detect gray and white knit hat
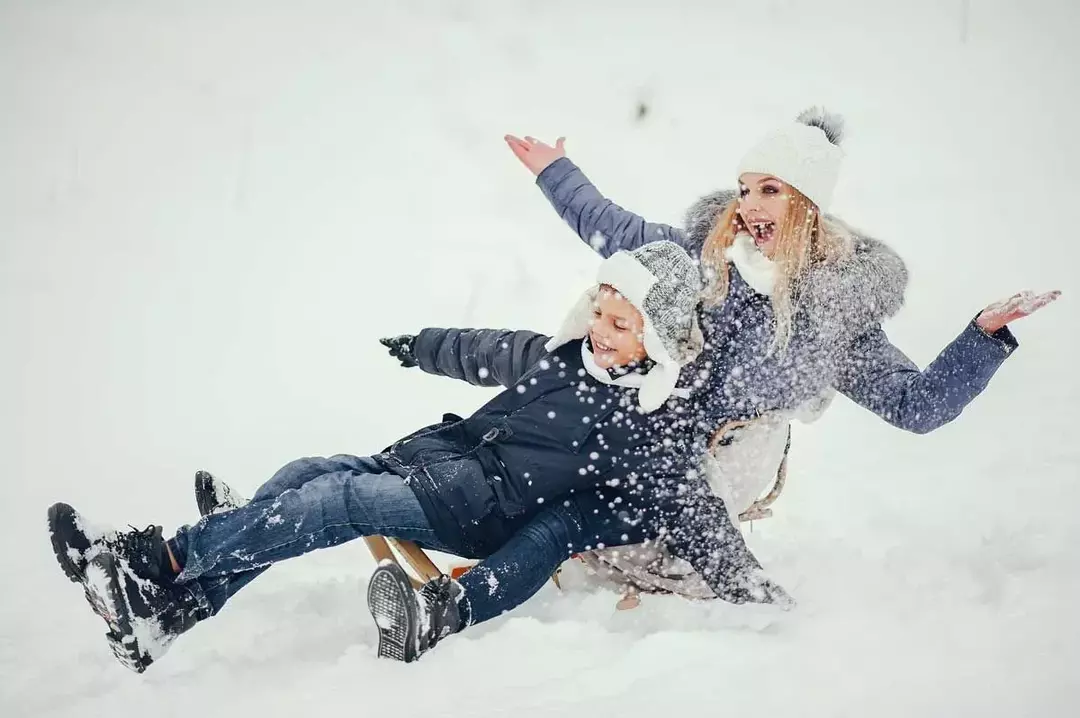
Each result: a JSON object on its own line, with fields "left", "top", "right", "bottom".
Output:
{"left": 546, "top": 241, "right": 704, "bottom": 412}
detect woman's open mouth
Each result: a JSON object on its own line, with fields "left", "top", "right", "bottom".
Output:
{"left": 749, "top": 221, "right": 775, "bottom": 247}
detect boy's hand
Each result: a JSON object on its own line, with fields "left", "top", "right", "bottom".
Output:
{"left": 379, "top": 335, "right": 418, "bottom": 368}
{"left": 504, "top": 135, "right": 566, "bottom": 176}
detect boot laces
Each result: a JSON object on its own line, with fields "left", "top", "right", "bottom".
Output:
{"left": 420, "top": 576, "right": 456, "bottom": 647}
{"left": 102, "top": 525, "right": 165, "bottom": 572}
{"left": 119, "top": 524, "right": 163, "bottom": 549}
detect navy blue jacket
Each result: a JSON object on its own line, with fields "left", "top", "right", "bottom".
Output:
{"left": 376, "top": 327, "right": 769, "bottom": 601}
{"left": 374, "top": 328, "right": 675, "bottom": 557}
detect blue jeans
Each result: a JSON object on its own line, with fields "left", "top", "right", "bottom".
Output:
{"left": 454, "top": 494, "right": 646, "bottom": 626}
{"left": 171, "top": 455, "right": 452, "bottom": 615}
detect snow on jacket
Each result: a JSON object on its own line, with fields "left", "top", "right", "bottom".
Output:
{"left": 535, "top": 156, "right": 1020, "bottom": 598}
{"left": 579, "top": 412, "right": 795, "bottom": 601}
{"left": 535, "top": 157, "right": 1019, "bottom": 435}
{"left": 374, "top": 328, "right": 689, "bottom": 557}
{"left": 384, "top": 327, "right": 778, "bottom": 603}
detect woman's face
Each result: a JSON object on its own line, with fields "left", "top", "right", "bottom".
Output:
{"left": 737, "top": 172, "right": 790, "bottom": 258}
{"left": 589, "top": 285, "right": 648, "bottom": 369}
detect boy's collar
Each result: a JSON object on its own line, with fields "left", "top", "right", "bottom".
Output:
{"left": 583, "top": 336, "right": 654, "bottom": 381}
{"left": 580, "top": 339, "right": 647, "bottom": 389}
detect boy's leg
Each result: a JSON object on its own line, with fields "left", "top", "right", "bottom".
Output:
{"left": 172, "top": 463, "right": 449, "bottom": 614}
{"left": 249, "top": 454, "right": 386, "bottom": 502}
{"left": 47, "top": 458, "right": 447, "bottom": 671}
{"left": 366, "top": 493, "right": 643, "bottom": 662}
{"left": 455, "top": 496, "right": 644, "bottom": 626}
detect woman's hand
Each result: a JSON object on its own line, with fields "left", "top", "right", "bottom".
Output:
{"left": 975, "top": 290, "right": 1061, "bottom": 334}
{"left": 504, "top": 134, "right": 566, "bottom": 176}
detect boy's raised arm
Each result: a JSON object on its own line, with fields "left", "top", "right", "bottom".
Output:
{"left": 394, "top": 328, "right": 551, "bottom": 389}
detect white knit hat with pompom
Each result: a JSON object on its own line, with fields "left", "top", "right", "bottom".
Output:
{"left": 736, "top": 107, "right": 846, "bottom": 211}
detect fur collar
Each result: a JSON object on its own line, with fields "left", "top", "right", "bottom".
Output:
{"left": 682, "top": 189, "right": 909, "bottom": 339}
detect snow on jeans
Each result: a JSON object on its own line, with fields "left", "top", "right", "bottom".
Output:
{"left": 455, "top": 495, "right": 646, "bottom": 626}
{"left": 169, "top": 454, "right": 645, "bottom": 627}
{"left": 170, "top": 455, "right": 455, "bottom": 615}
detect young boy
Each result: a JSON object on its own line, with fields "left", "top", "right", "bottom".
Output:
{"left": 49, "top": 241, "right": 779, "bottom": 673}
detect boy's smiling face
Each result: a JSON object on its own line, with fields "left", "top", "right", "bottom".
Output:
{"left": 589, "top": 284, "right": 648, "bottom": 369}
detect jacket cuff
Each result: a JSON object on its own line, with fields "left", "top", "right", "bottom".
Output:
{"left": 968, "top": 317, "right": 1019, "bottom": 356}
{"left": 535, "top": 157, "right": 579, "bottom": 192}
{"left": 411, "top": 327, "right": 442, "bottom": 374}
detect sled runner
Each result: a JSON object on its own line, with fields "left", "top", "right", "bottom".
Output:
{"left": 364, "top": 418, "right": 794, "bottom": 605}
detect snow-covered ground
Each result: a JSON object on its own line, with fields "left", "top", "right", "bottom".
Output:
{"left": 3, "top": 1, "right": 1079, "bottom": 715}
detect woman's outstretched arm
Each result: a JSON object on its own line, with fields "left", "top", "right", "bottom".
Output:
{"left": 505, "top": 135, "right": 689, "bottom": 257}
{"left": 833, "top": 291, "right": 1059, "bottom": 434}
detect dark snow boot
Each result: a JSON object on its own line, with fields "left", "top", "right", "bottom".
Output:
{"left": 194, "top": 470, "right": 248, "bottom": 517}
{"left": 48, "top": 502, "right": 172, "bottom": 584}
{"left": 366, "top": 562, "right": 464, "bottom": 663}
{"left": 47, "top": 502, "right": 203, "bottom": 672}
{"left": 82, "top": 551, "right": 203, "bottom": 673}
{"left": 48, "top": 501, "right": 95, "bottom": 583}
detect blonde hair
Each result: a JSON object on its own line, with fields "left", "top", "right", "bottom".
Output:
{"left": 699, "top": 182, "right": 852, "bottom": 352}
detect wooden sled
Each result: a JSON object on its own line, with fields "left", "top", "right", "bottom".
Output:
{"left": 365, "top": 419, "right": 793, "bottom": 603}
{"left": 362, "top": 536, "right": 443, "bottom": 588}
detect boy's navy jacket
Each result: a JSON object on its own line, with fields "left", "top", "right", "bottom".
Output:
{"left": 374, "top": 327, "right": 676, "bottom": 558}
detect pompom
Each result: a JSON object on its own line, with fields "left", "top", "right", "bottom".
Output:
{"left": 796, "top": 106, "right": 845, "bottom": 145}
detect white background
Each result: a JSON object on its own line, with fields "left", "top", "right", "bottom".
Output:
{"left": 3, "top": 1, "right": 1078, "bottom": 715}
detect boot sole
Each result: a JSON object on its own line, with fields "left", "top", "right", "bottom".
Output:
{"left": 48, "top": 502, "right": 85, "bottom": 583}
{"left": 366, "top": 563, "right": 419, "bottom": 663}
{"left": 194, "top": 471, "right": 247, "bottom": 517}
{"left": 82, "top": 553, "right": 153, "bottom": 673}
{"left": 194, "top": 471, "right": 217, "bottom": 518}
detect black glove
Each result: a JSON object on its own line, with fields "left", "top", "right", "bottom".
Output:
{"left": 379, "top": 335, "right": 418, "bottom": 368}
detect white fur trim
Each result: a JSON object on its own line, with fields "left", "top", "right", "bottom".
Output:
{"left": 545, "top": 254, "right": 684, "bottom": 413}
{"left": 737, "top": 122, "right": 844, "bottom": 211}
{"left": 544, "top": 289, "right": 596, "bottom": 353}
{"left": 635, "top": 360, "right": 682, "bottom": 413}
{"left": 580, "top": 340, "right": 644, "bottom": 389}
{"left": 595, "top": 251, "right": 657, "bottom": 308}
{"left": 725, "top": 232, "right": 778, "bottom": 297}
{"left": 567, "top": 315, "right": 682, "bottom": 414}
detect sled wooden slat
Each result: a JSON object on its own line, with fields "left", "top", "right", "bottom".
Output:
{"left": 390, "top": 537, "right": 443, "bottom": 583}
{"left": 363, "top": 536, "right": 396, "bottom": 564}
{"left": 364, "top": 536, "right": 431, "bottom": 589}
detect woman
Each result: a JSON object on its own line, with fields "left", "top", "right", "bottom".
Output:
{"left": 496, "top": 108, "right": 1060, "bottom": 601}
{"left": 505, "top": 108, "right": 1057, "bottom": 438}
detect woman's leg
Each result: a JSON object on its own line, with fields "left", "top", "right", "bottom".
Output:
{"left": 456, "top": 495, "right": 645, "bottom": 626}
